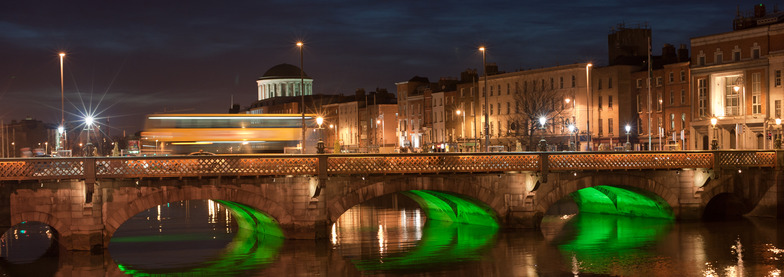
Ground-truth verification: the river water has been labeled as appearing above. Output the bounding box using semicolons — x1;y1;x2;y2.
1;194;783;276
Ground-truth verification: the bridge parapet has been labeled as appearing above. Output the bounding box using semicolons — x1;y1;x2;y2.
0;151;778;182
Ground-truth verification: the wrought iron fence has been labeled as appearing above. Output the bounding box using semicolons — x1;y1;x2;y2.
548;152;714;171
327;153;540;175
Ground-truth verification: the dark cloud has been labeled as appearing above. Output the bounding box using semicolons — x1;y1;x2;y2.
0;0;771;132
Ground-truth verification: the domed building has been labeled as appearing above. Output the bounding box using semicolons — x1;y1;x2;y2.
256;63;313;101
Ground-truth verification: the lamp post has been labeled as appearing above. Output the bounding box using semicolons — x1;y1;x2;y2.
85;116;94;156
456;109;466;151
776;118;782;149
585;63;593;151
568;124;576;151
297;41;306;154
711;116;718;150
733;76;746;149
59;52;66;152
538;116;547;151
625;124;632;151
316;116;325;154
479;46;489;152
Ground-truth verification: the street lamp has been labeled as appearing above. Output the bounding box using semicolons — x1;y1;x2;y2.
538;116;547;151
624;124;632;151
586;63;593;151
711;116;718;150
456;109;466;151
84;115;94;156
316;116;325;154
297;41;306;154
479;46;489;152
568;124;576;151
59;52;66;151
776;118;782;149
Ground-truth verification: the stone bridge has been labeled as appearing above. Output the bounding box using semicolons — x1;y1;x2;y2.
0;151;782;251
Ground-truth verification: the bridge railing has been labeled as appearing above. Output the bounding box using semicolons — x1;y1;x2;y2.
326;153;540;175
0;150;777;181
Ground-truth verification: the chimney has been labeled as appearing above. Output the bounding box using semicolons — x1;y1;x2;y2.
755;3;766;18
677;44;689;63
662;44;677;64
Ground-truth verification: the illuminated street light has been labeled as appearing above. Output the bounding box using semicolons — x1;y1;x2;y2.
538;116;547;151
625;124;632;151
776;118;782;149
297;41;306;154
586;63;593;151
84;115;94;156
479;46;489;152
316;116;325;154
710;116;718;150
59;52;67;152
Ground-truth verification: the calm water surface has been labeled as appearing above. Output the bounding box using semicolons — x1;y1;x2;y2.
1;195;783;276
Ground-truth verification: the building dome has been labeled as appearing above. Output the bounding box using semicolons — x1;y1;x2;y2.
256;63;314;101
260;63;310;80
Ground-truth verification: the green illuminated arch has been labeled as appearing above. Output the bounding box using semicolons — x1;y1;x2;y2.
352;218;498;271
114;200;284;276
571;185;674;219
555;213;673;274
401;190;499;227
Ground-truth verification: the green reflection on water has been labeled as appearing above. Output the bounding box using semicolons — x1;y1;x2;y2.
351;190;499;271
555;213;673;273
402;190;499;227
352;219;498;271
116;200;284;276
571;185;674;219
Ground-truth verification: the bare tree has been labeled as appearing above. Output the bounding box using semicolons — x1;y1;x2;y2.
508;86;569;150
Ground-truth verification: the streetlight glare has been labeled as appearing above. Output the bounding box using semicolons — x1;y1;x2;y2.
587;63;593;67
776;118;781;125
316;116;323;127
456;109;461;115
625;124;631;133
564;98;571;104
479;46;485;52
539;116;546;127
58;125;64;134
568;124;575;133
85;116;94;126
59;52;65;57
296;42;303;47
710;117;718;126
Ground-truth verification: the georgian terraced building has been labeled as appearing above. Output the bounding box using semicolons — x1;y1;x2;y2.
689;6;784;150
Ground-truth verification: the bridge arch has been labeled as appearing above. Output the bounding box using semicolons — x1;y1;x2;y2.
700;169;778;218
535;172;679;217
326;175;507;224
103;185;294;239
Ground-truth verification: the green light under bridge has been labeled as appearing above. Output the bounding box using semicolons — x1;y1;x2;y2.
115;200;284;276
401;190;499;227
570;185;674;219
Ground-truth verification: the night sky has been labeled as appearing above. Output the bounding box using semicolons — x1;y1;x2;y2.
0;1;768;134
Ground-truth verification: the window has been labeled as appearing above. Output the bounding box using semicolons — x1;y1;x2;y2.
636;79;643;88
637;95;643;113
753;48;760;59
506;102;510;115
752;72;761;114
699;56;706;66
482;87;486;97
489;104;493;115
460;88;464;97
656;77;663;87
560;77;564;89
515;102;519;114
609;95;613;109
598;95;603;110
638;118;644;135
498;85;501;96
598;118;603;136
541;79;545;91
680;71;686;82
507;84;510;95
733;51;741;62
524;81;528;93
608;118;613;134
571;75;576;87
490;86;493;96
598;79;602;90
670;114;675;130
608;77;613;89
725;76;741;116
550;78;554;89
776;100;781;118
670;90;674;105
716;53;723;64
669;72;674;83
680;89;686;104
657;92;662;111
698;79;707;117
776;70;781;87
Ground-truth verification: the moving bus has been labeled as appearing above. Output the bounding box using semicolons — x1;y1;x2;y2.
141;113;319;154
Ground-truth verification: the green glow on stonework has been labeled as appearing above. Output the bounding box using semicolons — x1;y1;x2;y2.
352;218;498;271
402;190;499;227
555;213;673;274
570;185;674;219
116;200;284;276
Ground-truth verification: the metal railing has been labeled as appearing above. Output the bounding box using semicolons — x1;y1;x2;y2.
0;151;777;181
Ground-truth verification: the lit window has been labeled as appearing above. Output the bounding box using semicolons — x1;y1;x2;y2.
698;78;707;117
752;72;761;114
776;70;781;87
